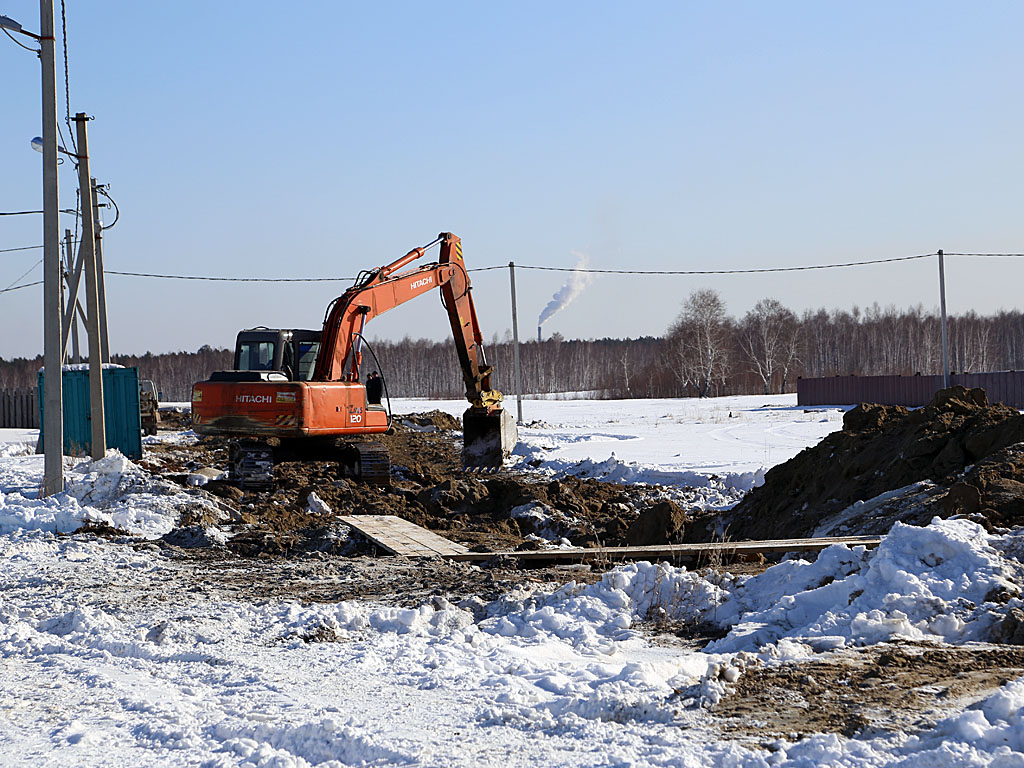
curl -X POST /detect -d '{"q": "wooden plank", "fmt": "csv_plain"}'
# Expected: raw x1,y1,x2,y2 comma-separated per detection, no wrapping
339,515,470,558
337,515,881,564
447,535,883,563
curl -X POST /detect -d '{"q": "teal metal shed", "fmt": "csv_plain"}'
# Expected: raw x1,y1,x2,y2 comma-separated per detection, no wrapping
38,366,143,459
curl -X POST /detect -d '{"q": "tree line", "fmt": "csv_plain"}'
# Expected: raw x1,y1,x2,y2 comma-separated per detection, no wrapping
1,292,1022,400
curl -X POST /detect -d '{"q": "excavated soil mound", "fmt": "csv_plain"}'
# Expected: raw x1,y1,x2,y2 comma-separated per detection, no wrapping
625,500,688,545
708,386,1024,541
141,410,684,557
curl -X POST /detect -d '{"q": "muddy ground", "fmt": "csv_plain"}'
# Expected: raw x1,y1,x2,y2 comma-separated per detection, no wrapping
139,411,698,559
710,641,1024,745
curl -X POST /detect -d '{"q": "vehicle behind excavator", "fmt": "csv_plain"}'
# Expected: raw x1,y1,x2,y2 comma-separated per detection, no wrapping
191,233,517,486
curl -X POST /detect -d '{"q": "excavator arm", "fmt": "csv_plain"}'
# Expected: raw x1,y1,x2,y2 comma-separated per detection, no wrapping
311,232,516,466
313,234,498,405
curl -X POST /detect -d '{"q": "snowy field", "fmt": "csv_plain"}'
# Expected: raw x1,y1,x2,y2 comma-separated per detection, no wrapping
1,395,1023,767
398,394,847,498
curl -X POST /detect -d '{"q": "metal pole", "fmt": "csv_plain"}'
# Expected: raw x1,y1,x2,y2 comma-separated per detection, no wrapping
508,262,523,424
74,114,107,460
91,180,110,362
938,249,950,388
40,0,63,495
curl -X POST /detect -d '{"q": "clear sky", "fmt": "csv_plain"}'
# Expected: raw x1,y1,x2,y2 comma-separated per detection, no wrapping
1,1,1022,358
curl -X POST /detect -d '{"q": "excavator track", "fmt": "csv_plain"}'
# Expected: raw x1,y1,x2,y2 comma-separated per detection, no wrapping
228,438,390,489
339,441,391,485
230,439,275,490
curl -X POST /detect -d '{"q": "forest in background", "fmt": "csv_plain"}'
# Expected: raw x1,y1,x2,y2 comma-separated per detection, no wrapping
1,292,1023,402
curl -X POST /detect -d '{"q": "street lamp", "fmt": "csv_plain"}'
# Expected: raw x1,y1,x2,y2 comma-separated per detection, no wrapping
0,13,37,38
30,136,72,156
2,4,64,496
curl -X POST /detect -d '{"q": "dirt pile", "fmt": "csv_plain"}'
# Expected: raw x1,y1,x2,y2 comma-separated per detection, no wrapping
710,386,1024,541
625,500,688,545
142,410,687,557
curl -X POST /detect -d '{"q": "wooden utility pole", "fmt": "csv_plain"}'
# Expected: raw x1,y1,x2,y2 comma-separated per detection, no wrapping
74,113,106,460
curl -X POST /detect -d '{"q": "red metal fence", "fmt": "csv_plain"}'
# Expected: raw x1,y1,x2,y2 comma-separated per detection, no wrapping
797,371,1024,409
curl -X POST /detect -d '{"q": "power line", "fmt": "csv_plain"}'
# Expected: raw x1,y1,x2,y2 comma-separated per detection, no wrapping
937,257,1024,264
2,26,37,53
511,252,939,275
106,270,355,282
96,186,119,229
0,209,81,217
5,250,1024,282
60,0,77,159
0,245,45,254
102,252,944,282
0,280,43,295
2,258,42,293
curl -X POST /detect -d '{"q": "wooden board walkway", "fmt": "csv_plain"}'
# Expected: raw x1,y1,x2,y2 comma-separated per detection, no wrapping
448,535,883,563
338,515,881,563
339,515,470,557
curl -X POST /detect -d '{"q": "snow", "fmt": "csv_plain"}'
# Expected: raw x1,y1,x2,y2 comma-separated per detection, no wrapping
0,448,223,538
393,394,848,509
0,395,1022,766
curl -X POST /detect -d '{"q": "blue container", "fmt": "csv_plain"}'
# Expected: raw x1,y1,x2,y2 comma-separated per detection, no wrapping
38,366,143,459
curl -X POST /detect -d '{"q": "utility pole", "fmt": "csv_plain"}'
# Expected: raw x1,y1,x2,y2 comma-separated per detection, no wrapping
938,249,950,388
63,230,80,363
74,113,107,460
508,262,523,424
91,180,110,361
61,228,88,364
40,0,63,495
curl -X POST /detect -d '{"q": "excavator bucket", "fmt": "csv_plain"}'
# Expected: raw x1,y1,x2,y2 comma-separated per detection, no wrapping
462,407,518,469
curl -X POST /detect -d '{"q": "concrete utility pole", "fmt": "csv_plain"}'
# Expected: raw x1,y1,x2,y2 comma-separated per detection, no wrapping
74,113,107,460
63,231,81,363
90,180,110,362
508,262,524,424
61,228,88,364
40,0,64,495
938,249,950,388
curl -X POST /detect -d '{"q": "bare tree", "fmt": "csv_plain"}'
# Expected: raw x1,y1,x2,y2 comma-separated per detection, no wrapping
738,298,799,394
667,289,730,397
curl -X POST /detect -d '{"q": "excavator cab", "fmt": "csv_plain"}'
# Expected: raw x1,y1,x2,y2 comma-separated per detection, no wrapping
232,328,321,381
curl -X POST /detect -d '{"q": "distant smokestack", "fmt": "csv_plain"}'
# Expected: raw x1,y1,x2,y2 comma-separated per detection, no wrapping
538,326,542,343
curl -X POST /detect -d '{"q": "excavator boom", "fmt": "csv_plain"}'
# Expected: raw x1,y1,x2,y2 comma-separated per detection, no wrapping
308,232,516,467
192,233,517,474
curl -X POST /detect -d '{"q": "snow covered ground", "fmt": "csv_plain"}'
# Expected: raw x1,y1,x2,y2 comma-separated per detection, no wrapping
397,394,848,509
1,396,1023,767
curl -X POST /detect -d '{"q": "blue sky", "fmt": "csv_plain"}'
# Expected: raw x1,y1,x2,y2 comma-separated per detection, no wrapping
1,1,1022,357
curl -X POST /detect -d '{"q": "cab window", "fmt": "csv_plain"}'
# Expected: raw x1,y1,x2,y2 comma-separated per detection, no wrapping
238,342,276,371
297,342,320,380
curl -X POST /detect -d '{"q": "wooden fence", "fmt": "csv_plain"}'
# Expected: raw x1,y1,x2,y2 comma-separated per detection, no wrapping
0,388,39,429
797,371,1024,410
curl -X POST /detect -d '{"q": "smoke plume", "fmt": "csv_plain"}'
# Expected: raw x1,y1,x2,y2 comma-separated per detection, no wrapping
537,251,593,330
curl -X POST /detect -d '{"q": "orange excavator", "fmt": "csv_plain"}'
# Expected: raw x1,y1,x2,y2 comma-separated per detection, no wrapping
191,232,517,486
